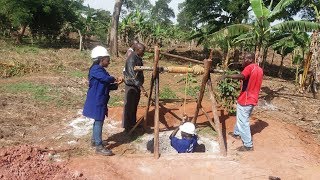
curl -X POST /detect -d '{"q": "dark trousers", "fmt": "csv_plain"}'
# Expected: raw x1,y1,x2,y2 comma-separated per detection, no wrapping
122,85,141,130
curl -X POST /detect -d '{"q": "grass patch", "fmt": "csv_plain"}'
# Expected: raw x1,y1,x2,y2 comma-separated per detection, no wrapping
178,73,200,98
108,95,122,107
2,82,52,102
159,87,177,99
55,91,85,108
186,85,200,98
15,45,41,54
69,70,87,78
1,82,85,108
197,126,217,137
143,52,154,62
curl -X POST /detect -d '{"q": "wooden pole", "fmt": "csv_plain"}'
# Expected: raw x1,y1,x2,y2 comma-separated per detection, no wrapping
154,71,160,159
128,117,144,135
160,52,203,64
134,66,224,74
143,46,160,129
207,77,227,156
192,59,212,124
200,107,216,132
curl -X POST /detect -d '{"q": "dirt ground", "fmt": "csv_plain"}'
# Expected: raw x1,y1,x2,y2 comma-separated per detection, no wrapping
66,99,320,180
0,44,320,179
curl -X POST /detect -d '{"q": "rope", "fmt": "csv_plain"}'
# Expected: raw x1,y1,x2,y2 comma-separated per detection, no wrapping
183,70,188,116
192,65,204,75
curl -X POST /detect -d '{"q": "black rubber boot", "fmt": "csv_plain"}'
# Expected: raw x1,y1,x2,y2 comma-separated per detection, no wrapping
95,145,114,156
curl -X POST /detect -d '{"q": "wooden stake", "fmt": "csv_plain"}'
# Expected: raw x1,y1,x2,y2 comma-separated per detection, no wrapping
207,77,227,156
192,59,212,124
143,46,160,129
128,116,144,135
200,107,216,132
154,71,160,159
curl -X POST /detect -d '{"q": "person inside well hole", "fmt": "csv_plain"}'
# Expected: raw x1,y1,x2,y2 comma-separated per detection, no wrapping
169,122,199,153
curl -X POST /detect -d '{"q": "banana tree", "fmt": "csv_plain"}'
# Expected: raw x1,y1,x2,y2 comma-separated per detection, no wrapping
271,37,295,77
208,0,320,67
271,31,309,77
300,2,320,92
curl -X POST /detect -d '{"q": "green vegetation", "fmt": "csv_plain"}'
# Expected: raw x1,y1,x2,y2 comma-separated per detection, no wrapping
197,126,217,137
178,73,200,98
0,82,86,108
15,45,40,54
159,87,177,99
0,0,319,108
108,95,123,107
217,70,240,115
186,86,201,98
1,82,52,102
69,70,87,78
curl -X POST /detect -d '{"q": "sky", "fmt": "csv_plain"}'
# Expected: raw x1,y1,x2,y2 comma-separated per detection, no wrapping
83,0,185,23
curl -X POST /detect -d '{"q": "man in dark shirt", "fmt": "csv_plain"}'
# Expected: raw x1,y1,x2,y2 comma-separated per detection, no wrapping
122,43,145,132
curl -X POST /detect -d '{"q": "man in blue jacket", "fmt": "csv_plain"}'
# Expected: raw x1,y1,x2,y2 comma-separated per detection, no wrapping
83,46,123,156
170,122,198,153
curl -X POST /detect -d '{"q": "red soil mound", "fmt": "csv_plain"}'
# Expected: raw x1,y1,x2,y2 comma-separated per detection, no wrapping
0,145,85,180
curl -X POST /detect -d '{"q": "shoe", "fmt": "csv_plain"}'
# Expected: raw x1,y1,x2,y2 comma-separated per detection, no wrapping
236,146,254,152
96,146,114,156
228,132,241,139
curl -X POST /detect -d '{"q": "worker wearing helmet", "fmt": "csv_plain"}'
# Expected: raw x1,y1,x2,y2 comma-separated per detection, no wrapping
169,122,199,153
83,46,123,156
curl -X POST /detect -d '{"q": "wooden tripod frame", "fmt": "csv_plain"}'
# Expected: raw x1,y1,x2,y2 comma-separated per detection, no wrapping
129,46,227,158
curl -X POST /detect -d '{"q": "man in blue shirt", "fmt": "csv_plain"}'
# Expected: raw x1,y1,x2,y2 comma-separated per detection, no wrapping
169,122,198,153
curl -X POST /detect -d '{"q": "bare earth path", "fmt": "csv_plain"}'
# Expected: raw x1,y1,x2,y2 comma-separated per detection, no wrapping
66,102,320,180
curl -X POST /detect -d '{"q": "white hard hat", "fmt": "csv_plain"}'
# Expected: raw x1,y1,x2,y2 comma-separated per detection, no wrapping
179,122,196,135
91,46,110,59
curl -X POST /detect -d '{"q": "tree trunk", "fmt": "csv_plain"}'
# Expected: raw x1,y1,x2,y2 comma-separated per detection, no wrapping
271,50,275,65
278,56,285,78
223,42,231,70
295,65,299,84
16,24,27,44
78,29,83,51
255,38,263,65
262,47,268,69
109,0,123,57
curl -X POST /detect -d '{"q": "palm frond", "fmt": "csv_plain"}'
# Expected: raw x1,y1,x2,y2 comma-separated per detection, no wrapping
250,0,270,18
233,33,256,45
272,21,320,32
268,0,295,20
207,24,252,41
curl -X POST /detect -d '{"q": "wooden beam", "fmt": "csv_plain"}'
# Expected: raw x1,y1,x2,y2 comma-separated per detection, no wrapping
128,116,144,135
160,52,203,64
200,107,216,132
143,46,160,129
154,72,160,159
192,59,212,124
134,66,224,74
207,77,227,156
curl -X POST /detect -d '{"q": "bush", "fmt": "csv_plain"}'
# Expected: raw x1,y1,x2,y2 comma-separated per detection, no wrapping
217,70,240,114
159,87,177,99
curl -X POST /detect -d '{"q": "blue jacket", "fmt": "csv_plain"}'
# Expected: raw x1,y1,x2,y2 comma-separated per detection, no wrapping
170,135,198,153
83,65,116,121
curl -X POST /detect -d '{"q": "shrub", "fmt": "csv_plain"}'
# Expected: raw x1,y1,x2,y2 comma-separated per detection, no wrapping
159,87,177,99
217,70,240,114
